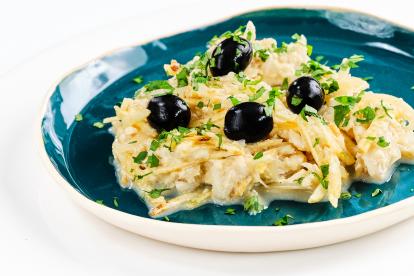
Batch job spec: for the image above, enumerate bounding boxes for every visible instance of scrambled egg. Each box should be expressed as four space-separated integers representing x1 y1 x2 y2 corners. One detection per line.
104 22 414 217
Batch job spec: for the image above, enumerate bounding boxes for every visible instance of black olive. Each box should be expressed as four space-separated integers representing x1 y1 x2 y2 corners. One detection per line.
286 76 325 114
224 102 273 143
210 37 253 77
147 94 191 131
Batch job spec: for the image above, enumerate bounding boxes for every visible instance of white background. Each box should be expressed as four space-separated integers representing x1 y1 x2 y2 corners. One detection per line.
0 0 413 275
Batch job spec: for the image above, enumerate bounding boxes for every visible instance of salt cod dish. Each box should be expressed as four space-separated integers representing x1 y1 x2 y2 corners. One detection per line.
104 22 414 218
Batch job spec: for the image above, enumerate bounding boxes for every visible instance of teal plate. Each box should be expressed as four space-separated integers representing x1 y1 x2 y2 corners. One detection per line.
41 8 414 226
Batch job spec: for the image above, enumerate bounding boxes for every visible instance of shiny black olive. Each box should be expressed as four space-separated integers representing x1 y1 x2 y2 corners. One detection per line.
286 76 325 114
224 102 273 143
210 37 253 77
147 94 191 131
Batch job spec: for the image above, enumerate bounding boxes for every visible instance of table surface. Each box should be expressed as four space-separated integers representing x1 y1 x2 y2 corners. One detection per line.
0 0 413 275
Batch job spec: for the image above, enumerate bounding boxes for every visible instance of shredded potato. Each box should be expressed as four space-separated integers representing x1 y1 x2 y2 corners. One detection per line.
107 21 414 217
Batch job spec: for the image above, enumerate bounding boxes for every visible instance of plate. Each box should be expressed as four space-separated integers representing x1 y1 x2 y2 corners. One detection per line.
39 7 414 252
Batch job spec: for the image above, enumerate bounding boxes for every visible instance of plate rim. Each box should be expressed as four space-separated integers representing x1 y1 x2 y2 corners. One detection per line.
36 4 414 243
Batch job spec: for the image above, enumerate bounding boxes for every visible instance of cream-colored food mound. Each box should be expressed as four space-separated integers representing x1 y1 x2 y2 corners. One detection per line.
104 22 414 217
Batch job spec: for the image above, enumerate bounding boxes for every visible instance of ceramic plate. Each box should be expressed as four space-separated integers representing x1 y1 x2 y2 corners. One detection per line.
39 7 414 252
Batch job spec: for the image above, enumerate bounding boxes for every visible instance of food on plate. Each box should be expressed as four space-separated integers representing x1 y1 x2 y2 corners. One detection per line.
103 21 414 218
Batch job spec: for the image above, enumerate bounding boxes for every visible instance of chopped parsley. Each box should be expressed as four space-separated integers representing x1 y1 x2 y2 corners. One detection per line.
75 113 83 122
377 136 390 148
340 192 352 200
249 87 266 101
93 122 105 129
143 80 174 93
147 188 170 199
281 78 289 90
273 214 294 226
296 59 332 80
313 137 320 147
321 78 339 94
307 45 313 56
366 136 376 141
163 216 170 222
213 103 221 110
354 106 376 124
264 88 282 116
146 154 160 168
133 75 144 84
134 172 152 181
255 49 270 62
362 76 373 81
95 199 104 205
150 140 160 151
380 100 393 119
291 33 301 41
215 133 223 149
299 105 327 125
228 95 241 106
371 188 382 197
133 151 148 164
294 177 304 185
113 197 119 208
272 41 288 54
253 151 263 160
225 208 236 215
176 68 189 87
243 195 263 214
195 119 219 135
291 95 303 106
197 101 205 108
333 92 364 127
332 54 364 71
246 30 253 41
354 193 362 198
313 164 329 189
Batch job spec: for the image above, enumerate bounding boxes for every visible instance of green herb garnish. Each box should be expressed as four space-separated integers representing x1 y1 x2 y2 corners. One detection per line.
291 95 302 106
146 154 160 168
332 54 364 71
321 78 339 94
273 214 294 226
225 208 236 215
249 87 266 101
380 100 393 119
143 80 174 93
313 164 329 189
93 122 105 129
299 105 327 125
340 192 352 200
354 106 376 124
113 197 119 208
75 114 83 122
134 172 152 181
147 188 170 199
228 95 241 106
243 195 263 214
313 137 320 147
95 199 104 205
255 49 270 62
377 136 390 148
133 76 144 84
176 68 189 87
371 188 382 197
253 152 263 160
197 101 205 108
133 151 148 164
213 103 221 110
216 133 223 149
